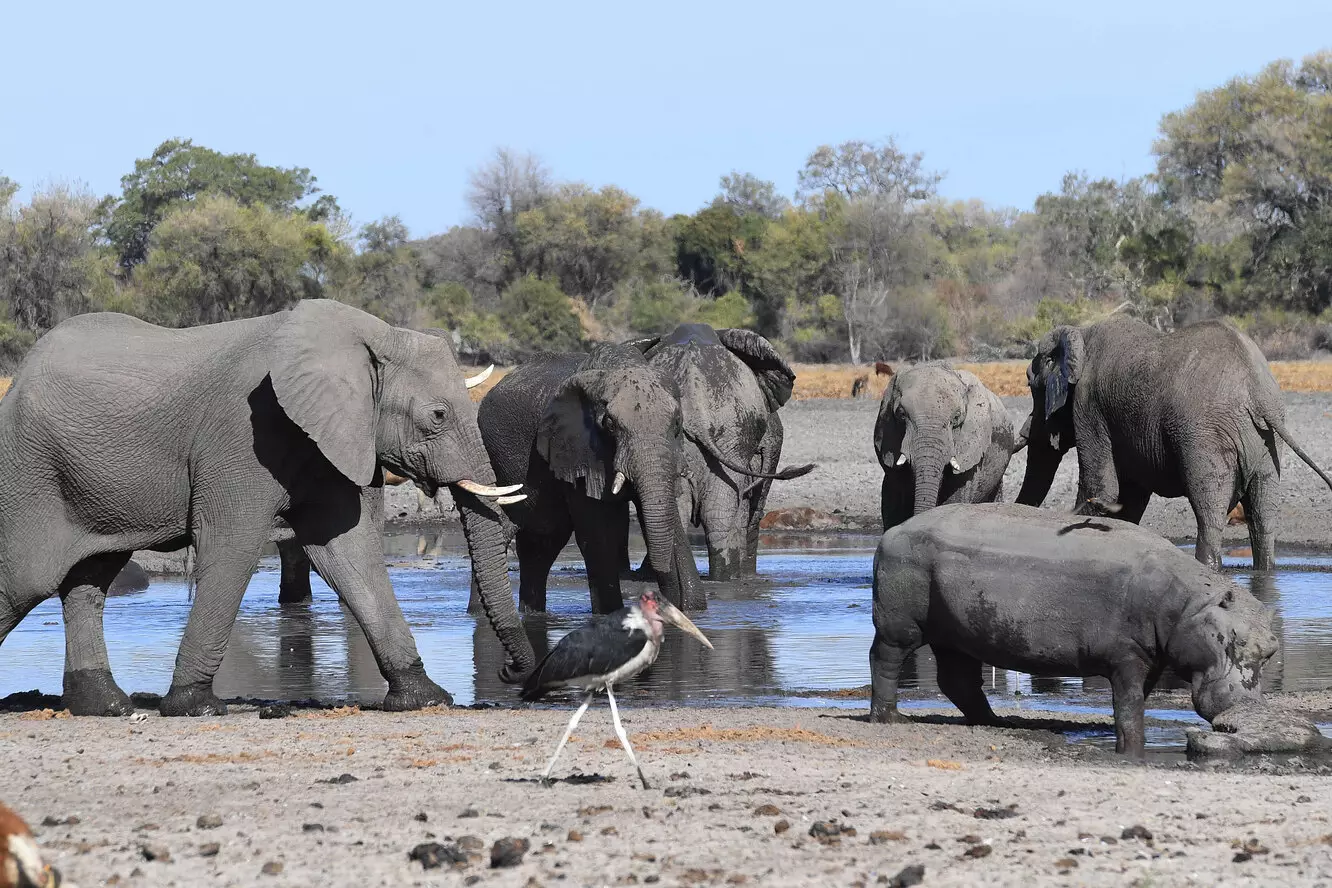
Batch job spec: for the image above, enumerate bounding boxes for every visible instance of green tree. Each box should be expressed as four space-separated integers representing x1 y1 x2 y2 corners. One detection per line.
101 138 332 269
132 194 336 326
516 184 647 305
0 183 109 333
499 275 582 356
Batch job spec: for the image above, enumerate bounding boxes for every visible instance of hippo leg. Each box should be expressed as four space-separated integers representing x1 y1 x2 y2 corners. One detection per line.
1110 663 1149 757
868 628 921 724
934 648 1000 726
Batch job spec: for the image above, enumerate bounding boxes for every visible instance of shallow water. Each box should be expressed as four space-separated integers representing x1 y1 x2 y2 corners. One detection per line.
3 532 1331 751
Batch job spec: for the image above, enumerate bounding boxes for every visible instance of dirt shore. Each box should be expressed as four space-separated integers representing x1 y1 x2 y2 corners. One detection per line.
3 700 1330 888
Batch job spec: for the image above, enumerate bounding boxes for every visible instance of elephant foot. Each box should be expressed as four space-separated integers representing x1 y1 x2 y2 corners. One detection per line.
160 682 228 717
868 704 912 725
62 669 134 716
383 666 453 711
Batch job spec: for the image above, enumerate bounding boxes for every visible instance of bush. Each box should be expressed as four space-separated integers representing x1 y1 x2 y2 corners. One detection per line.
1233 308 1320 360
499 275 583 357
0 321 36 374
696 290 754 329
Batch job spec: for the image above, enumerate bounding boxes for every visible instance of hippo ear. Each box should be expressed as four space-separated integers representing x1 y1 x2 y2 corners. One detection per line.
717 328 795 410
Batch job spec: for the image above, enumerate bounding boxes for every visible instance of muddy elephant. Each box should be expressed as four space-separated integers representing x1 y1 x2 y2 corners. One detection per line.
874 362 1015 531
627 324 815 579
478 343 705 614
869 503 1280 756
1016 313 1332 569
0 300 535 717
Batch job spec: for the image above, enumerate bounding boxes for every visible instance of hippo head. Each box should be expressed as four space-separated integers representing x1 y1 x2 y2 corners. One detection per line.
1170 583 1279 721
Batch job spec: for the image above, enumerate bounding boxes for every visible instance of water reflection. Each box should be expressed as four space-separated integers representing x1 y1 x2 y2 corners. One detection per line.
3 535 1332 722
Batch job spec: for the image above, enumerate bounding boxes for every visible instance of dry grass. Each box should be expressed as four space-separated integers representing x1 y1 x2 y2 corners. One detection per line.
0 378 9 399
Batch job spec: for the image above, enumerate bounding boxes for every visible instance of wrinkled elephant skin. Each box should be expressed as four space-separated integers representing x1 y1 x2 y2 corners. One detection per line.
1017 314 1332 570
0 300 534 717
479 343 705 613
874 362 1014 530
870 503 1279 757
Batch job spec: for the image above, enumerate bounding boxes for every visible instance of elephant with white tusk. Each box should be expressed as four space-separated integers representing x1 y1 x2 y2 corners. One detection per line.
0 300 536 716
874 362 1014 531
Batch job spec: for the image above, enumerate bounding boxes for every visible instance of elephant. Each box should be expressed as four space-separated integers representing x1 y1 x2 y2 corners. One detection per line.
869 503 1281 757
1015 313 1332 569
873 362 1015 531
0 300 535 717
478 342 706 614
627 324 815 579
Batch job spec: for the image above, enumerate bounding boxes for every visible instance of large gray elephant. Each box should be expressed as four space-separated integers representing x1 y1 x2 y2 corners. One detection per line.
478 343 705 613
874 363 1015 530
1015 313 1332 569
627 324 815 579
0 300 535 716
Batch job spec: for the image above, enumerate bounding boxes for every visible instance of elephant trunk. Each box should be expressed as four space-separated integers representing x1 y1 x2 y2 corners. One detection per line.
631 451 706 610
1015 418 1063 507
452 483 534 683
910 436 950 515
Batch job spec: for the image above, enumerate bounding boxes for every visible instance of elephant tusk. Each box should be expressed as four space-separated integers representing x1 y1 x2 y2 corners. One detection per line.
950 458 962 472
456 480 524 497
464 364 495 389
611 471 627 495
495 493 526 505
895 453 908 466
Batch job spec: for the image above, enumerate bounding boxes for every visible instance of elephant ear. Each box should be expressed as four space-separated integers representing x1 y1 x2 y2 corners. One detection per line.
873 379 906 469
953 375 994 473
717 328 795 410
1041 325 1085 421
536 370 616 499
270 299 388 486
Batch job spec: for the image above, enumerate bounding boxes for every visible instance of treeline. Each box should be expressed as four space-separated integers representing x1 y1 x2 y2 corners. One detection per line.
4 50 1332 373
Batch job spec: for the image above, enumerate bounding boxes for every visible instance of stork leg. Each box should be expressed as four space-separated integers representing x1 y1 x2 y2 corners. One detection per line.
605 684 650 790
542 691 595 785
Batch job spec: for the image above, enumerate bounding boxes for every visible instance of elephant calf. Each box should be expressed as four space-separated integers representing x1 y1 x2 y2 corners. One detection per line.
874 363 1015 531
870 503 1279 756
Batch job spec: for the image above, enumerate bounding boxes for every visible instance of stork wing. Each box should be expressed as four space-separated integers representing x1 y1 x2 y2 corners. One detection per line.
521 612 648 701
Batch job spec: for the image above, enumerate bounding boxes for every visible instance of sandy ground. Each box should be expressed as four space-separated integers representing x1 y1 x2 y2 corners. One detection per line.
3 700 1330 888
766 392 1332 546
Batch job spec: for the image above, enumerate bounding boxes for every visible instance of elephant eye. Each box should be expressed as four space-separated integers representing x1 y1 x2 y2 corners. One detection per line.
428 403 451 426
951 410 963 429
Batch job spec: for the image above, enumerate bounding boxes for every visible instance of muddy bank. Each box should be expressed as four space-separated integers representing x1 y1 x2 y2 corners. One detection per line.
5 702 1331 887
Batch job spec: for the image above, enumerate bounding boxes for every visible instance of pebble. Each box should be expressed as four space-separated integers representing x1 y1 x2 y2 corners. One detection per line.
869 830 907 844
258 704 291 720
322 773 358 785
459 808 480 818
753 804 781 817
414 812 428 822
1121 825 1153 841
962 844 992 859
567 830 584 842
140 843 171 862
880 864 925 887
408 842 469 870
302 823 324 833
196 814 223 830
260 861 283 876
491 837 531 868
459 835 485 851
774 820 790 835
198 843 220 858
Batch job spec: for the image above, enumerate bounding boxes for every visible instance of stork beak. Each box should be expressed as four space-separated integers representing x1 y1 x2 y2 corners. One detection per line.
657 600 713 649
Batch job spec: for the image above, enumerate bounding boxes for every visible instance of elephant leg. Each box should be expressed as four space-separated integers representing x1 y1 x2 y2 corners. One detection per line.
516 528 569 613
277 537 313 605
61 553 134 716
303 487 451 711
1183 457 1234 571
934 647 1000 726
161 527 270 717
571 498 630 615
868 625 921 724
699 486 747 582
1242 472 1280 572
1109 662 1149 757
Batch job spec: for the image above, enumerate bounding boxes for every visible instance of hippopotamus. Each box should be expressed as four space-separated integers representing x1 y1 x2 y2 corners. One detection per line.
869 503 1281 756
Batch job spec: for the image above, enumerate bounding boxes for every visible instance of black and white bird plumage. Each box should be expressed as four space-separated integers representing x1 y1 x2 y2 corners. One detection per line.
522 589 713 788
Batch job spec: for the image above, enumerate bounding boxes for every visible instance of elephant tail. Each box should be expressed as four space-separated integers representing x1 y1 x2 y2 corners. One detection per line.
685 431 816 482
1265 413 1332 492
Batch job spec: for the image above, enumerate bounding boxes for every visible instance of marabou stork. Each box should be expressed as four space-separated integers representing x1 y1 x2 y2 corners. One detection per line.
522 589 713 789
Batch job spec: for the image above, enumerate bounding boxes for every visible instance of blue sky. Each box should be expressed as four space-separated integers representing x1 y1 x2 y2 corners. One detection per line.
2 1 1328 236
